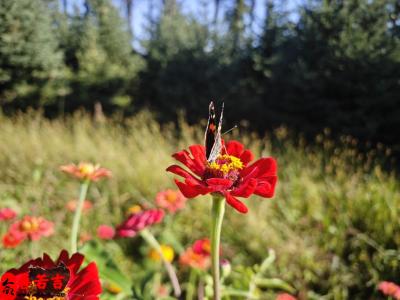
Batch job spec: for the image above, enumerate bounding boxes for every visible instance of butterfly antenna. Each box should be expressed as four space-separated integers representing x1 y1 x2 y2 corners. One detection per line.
222 125 238 135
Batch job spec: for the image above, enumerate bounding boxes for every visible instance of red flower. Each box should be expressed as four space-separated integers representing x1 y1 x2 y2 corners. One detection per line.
60 162 111 182
97 225 115 240
0 208 17 221
192 238 211 256
167 140 277 213
378 281 400 299
116 209 164 238
2 231 24 248
155 189 187 213
276 293 297 300
0 250 102 300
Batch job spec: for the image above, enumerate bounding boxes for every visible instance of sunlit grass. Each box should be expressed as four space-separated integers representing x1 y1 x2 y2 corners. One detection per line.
0 111 398 298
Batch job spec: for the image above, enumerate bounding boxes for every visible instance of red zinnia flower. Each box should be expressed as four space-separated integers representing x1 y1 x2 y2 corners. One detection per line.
116 209 164 238
97 225 115 240
2 231 24 248
8 216 54 242
155 189 187 213
0 250 101 300
0 208 17 221
60 162 111 182
167 140 277 213
378 281 400 299
276 293 297 300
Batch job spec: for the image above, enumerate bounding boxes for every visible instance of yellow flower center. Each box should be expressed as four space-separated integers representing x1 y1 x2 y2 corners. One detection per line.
78 163 95 176
207 154 244 174
165 191 177 203
21 218 39 232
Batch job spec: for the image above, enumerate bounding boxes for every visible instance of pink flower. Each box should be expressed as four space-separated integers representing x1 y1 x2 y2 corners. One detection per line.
116 209 164 238
9 215 54 241
97 225 115 240
60 162 111 182
378 281 400 299
155 189 187 213
2 230 24 248
0 208 17 221
276 293 297 300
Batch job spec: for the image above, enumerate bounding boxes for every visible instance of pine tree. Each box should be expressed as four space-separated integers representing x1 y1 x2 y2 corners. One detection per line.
0 0 65 107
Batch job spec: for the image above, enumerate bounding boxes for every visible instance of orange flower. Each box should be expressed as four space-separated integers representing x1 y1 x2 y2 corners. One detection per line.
180 248 210 270
66 199 93 213
155 189 187 213
60 162 111 182
276 293 297 300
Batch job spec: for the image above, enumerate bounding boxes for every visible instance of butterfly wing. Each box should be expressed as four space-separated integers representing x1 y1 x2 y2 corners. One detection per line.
205 102 224 162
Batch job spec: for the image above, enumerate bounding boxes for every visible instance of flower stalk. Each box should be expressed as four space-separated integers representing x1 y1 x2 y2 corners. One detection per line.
210 194 225 300
140 228 181 297
70 179 90 253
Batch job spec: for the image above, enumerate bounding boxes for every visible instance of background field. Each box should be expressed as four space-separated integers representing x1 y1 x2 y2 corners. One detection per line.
0 112 398 299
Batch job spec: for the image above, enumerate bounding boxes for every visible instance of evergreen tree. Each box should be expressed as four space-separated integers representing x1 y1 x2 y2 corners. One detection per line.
0 0 65 107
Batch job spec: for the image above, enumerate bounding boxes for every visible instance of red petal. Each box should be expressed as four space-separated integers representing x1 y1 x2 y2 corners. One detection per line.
166 165 200 183
68 262 102 299
254 176 278 198
189 145 206 173
225 192 248 213
172 146 205 176
226 140 244 157
240 150 254 165
206 178 233 191
241 157 277 179
231 178 257 198
175 179 209 198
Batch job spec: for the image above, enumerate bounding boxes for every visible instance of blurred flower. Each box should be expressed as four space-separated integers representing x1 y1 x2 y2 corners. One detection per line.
180 248 210 270
97 225 115 240
148 245 175 263
155 189 187 213
79 231 92 244
0 208 17 221
8 215 54 242
60 162 111 182
378 281 400 299
276 293 297 300
0 250 101 300
167 140 277 213
105 282 122 294
180 239 213 270
192 238 211 256
66 199 93 213
156 284 169 298
2 231 24 248
116 209 164 238
127 204 142 215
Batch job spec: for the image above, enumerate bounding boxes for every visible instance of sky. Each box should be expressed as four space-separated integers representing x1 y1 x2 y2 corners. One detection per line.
63 0 301 47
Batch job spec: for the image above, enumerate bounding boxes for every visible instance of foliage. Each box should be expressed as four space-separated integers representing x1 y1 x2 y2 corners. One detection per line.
0 112 398 299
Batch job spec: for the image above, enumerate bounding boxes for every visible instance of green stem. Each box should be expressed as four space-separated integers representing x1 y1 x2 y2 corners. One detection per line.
211 194 225 300
70 180 90 253
140 229 181 297
186 268 197 300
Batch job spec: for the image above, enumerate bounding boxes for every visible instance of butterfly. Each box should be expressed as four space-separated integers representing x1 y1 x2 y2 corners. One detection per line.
204 101 224 162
